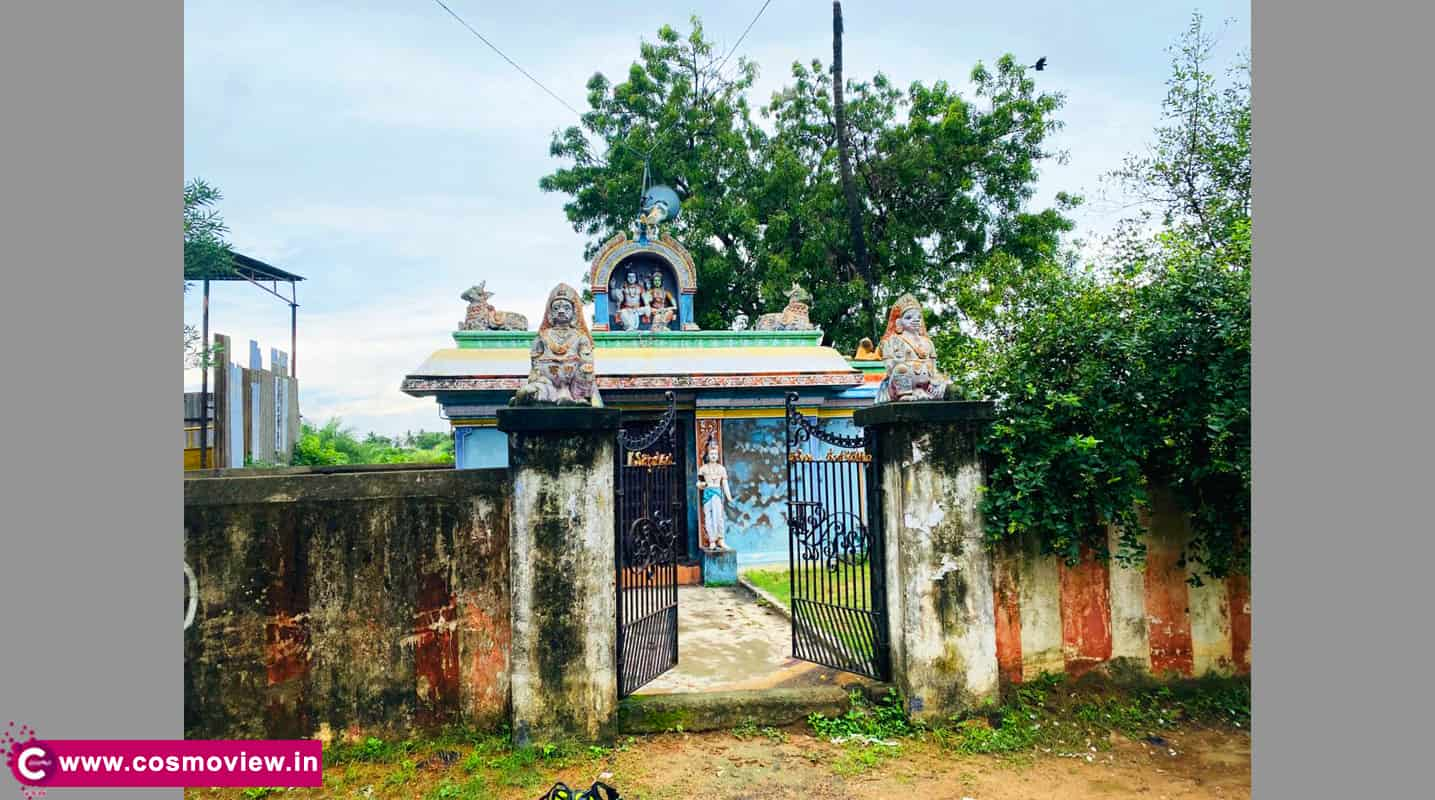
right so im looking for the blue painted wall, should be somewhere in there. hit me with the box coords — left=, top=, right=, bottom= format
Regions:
left=455, top=426, right=508, bottom=469
left=720, top=418, right=787, bottom=566
left=720, top=415, right=864, bottom=567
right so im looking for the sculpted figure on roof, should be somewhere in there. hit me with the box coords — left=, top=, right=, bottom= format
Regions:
left=875, top=294, right=955, bottom=403
left=512, top=283, right=602, bottom=406
left=459, top=282, right=528, bottom=331
left=754, top=283, right=817, bottom=331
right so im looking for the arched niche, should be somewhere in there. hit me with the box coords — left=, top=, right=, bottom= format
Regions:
left=588, top=232, right=698, bottom=331
left=606, top=256, right=682, bottom=332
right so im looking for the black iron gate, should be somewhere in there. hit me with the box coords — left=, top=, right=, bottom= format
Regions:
left=783, top=392, right=891, bottom=681
left=616, top=392, right=683, bottom=697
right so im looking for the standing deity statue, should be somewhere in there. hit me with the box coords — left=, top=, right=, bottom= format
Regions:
left=611, top=269, right=649, bottom=331
left=645, top=272, right=678, bottom=332
left=512, top=283, right=602, bottom=406
left=696, top=437, right=734, bottom=549
left=876, top=294, right=954, bottom=402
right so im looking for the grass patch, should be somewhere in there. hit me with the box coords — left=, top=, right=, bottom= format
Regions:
left=425, top=775, right=489, bottom=800
left=808, top=688, right=919, bottom=742
left=806, top=675, right=1250, bottom=763
left=744, top=563, right=875, bottom=611
left=938, top=673, right=1252, bottom=756
left=831, top=741, right=902, bottom=776
left=742, top=567, right=793, bottom=607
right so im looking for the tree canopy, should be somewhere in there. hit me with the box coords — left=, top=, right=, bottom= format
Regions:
left=183, top=177, right=233, bottom=367
left=540, top=17, right=1074, bottom=349
left=972, top=13, right=1250, bottom=582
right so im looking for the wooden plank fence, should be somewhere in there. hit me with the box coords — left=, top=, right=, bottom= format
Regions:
left=190, top=333, right=300, bottom=468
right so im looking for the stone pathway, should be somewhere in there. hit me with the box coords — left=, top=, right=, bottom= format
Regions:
left=635, top=585, right=874, bottom=695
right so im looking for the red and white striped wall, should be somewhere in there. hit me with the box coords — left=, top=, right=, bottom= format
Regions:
left=991, top=487, right=1251, bottom=683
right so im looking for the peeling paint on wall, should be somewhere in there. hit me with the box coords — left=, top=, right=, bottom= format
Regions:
left=1058, top=547, right=1113, bottom=678
left=184, top=468, right=513, bottom=739
left=990, top=493, right=1246, bottom=685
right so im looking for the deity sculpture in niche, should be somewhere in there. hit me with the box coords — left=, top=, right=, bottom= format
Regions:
left=755, top=283, right=817, bottom=331
left=646, top=271, right=677, bottom=332
left=695, top=436, right=733, bottom=549
left=458, top=282, right=528, bottom=331
left=511, top=283, right=602, bottom=406
left=612, top=269, right=649, bottom=331
left=875, top=293, right=955, bottom=403
left=609, top=261, right=681, bottom=331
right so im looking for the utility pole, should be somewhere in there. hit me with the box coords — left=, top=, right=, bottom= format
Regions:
left=832, top=1, right=875, bottom=338
left=199, top=275, right=210, bottom=468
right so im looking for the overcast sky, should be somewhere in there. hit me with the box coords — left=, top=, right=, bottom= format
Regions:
left=183, top=0, right=1249, bottom=437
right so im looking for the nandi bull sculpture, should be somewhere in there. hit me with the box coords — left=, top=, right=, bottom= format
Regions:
left=459, top=282, right=528, bottom=331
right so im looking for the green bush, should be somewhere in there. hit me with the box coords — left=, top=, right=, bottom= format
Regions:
left=290, top=418, right=455, bottom=467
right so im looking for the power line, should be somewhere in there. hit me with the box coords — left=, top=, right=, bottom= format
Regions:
left=428, top=0, right=584, bottom=117
left=715, top=0, right=776, bottom=76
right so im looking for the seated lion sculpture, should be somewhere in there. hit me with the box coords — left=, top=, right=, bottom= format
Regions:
left=459, top=282, right=528, bottom=331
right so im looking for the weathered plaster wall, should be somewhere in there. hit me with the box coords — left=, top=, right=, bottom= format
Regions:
left=990, top=485, right=1251, bottom=685
left=721, top=414, right=864, bottom=567
left=183, top=467, right=512, bottom=740
left=720, top=417, right=788, bottom=564
left=505, top=427, right=618, bottom=744
left=876, top=418, right=1000, bottom=722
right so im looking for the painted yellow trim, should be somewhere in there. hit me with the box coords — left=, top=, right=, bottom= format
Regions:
left=450, top=418, right=498, bottom=428
left=612, top=403, right=697, bottom=412
left=695, top=407, right=855, bottom=420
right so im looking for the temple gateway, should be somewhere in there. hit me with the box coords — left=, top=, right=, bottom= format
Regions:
left=402, top=217, right=885, bottom=569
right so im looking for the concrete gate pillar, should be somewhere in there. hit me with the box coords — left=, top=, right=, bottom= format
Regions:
left=496, top=406, right=622, bottom=744
left=853, top=400, right=999, bottom=723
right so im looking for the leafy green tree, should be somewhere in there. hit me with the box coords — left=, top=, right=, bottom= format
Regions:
left=761, top=55, right=1075, bottom=348
left=541, top=19, right=1074, bottom=349
left=183, top=178, right=233, bottom=367
left=291, top=418, right=455, bottom=467
left=973, top=13, right=1250, bottom=583
left=540, top=17, right=765, bottom=330
left=1104, top=12, right=1250, bottom=269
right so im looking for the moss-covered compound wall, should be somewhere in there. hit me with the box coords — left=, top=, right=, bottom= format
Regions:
left=184, top=466, right=511, bottom=740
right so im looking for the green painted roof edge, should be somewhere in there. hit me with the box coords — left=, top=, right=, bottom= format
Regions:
left=451, top=329, right=826, bottom=350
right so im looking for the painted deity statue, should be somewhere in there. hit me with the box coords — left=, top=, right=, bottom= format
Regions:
left=612, top=270, right=649, bottom=331
left=512, top=283, right=602, bottom=406
left=645, top=272, right=678, bottom=332
left=876, top=294, right=953, bottom=403
left=695, top=438, right=733, bottom=549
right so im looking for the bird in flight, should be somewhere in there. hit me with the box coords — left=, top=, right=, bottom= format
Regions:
left=1034, top=56, right=1047, bottom=71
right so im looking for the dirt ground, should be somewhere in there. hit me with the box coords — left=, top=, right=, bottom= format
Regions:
left=556, top=727, right=1250, bottom=800
left=186, top=723, right=1249, bottom=800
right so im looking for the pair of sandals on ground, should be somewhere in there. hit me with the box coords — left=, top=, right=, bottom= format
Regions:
left=539, top=780, right=621, bottom=800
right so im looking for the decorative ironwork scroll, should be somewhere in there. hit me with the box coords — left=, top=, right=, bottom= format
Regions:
left=783, top=393, right=891, bottom=681
left=615, top=391, right=683, bottom=696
